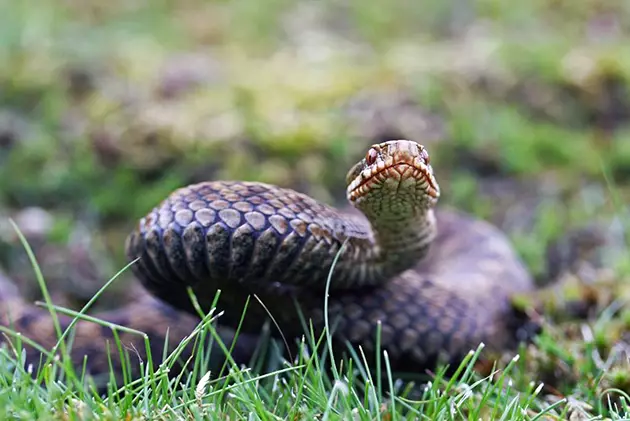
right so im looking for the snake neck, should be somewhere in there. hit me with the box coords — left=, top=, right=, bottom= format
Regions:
left=339, top=208, right=437, bottom=287
left=371, top=207, right=437, bottom=270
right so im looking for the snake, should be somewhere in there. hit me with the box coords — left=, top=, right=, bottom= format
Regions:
left=0, top=139, right=540, bottom=385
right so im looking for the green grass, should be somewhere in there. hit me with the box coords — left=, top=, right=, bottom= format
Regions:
left=0, top=339, right=562, bottom=420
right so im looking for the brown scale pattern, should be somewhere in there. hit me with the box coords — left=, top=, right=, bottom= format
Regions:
left=125, top=181, right=386, bottom=328
left=0, top=271, right=260, bottom=387
left=123, top=181, right=538, bottom=372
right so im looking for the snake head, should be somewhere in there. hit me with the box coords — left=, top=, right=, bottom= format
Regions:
left=346, top=140, right=439, bottom=214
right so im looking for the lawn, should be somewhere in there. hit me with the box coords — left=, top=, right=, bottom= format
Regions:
left=1, top=0, right=630, bottom=419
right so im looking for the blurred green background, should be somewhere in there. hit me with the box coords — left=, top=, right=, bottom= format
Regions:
left=0, top=0, right=628, bottom=308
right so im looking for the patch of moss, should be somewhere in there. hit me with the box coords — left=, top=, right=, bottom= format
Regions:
left=445, top=100, right=598, bottom=175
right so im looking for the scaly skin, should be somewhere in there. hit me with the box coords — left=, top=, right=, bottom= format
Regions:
left=1, top=140, right=539, bottom=384
left=0, top=269, right=259, bottom=384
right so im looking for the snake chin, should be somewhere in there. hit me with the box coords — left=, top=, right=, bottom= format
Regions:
left=346, top=140, right=439, bottom=214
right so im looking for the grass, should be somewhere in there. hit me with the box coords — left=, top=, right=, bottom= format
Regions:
left=0, top=340, right=550, bottom=420
left=0, top=280, right=568, bottom=419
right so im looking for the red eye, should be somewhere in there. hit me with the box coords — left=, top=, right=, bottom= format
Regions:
left=420, top=147, right=430, bottom=164
left=366, top=148, right=378, bottom=165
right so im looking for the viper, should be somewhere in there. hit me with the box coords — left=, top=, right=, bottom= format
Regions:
left=0, top=140, right=539, bottom=384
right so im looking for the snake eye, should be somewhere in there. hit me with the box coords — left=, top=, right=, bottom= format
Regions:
left=420, top=147, right=430, bottom=164
left=365, top=148, right=378, bottom=165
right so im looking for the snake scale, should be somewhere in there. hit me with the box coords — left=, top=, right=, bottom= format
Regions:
left=0, top=140, right=540, bottom=384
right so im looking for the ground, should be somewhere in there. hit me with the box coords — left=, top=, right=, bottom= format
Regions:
left=1, top=0, right=630, bottom=419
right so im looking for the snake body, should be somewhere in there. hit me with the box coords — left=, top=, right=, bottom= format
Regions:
left=1, top=140, right=538, bottom=383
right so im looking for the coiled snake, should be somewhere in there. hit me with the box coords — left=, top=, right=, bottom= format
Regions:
left=0, top=140, right=539, bottom=383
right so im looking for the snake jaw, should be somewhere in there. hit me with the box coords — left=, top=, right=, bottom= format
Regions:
left=346, top=140, right=440, bottom=207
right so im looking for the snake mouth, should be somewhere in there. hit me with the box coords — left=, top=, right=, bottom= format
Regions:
left=347, top=159, right=439, bottom=203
